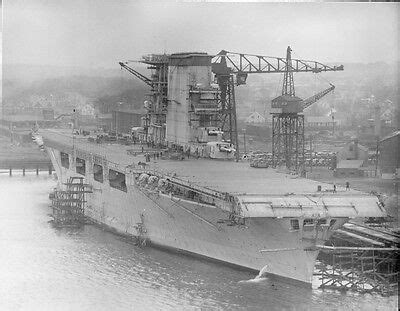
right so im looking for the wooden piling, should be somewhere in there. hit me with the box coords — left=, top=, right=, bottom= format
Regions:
left=36, top=166, right=39, bottom=175
left=23, top=168, right=25, bottom=176
left=9, top=168, right=12, bottom=176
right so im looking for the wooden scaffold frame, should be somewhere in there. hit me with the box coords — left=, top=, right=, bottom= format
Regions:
left=51, top=176, right=92, bottom=226
left=315, top=246, right=399, bottom=296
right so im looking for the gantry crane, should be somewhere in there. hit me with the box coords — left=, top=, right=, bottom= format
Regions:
left=211, top=46, right=342, bottom=166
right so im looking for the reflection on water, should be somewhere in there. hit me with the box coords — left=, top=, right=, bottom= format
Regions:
left=0, top=175, right=397, bottom=310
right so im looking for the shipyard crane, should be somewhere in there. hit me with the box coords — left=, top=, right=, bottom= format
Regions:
left=119, top=48, right=342, bottom=163
left=302, top=84, right=335, bottom=110
left=119, top=58, right=169, bottom=144
left=211, top=46, right=343, bottom=166
left=119, top=62, right=153, bottom=87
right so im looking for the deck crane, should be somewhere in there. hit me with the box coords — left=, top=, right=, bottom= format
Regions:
left=211, top=46, right=343, bottom=166
left=119, top=62, right=153, bottom=87
left=119, top=58, right=169, bottom=144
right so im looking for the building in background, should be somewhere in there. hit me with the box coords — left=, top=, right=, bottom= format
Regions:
left=305, top=116, right=341, bottom=130
left=96, top=113, right=112, bottom=132
left=334, top=140, right=370, bottom=178
left=334, top=160, right=365, bottom=178
left=379, top=130, right=400, bottom=179
left=244, top=112, right=270, bottom=139
left=112, top=107, right=146, bottom=134
left=245, top=111, right=266, bottom=124
left=337, top=140, right=369, bottom=163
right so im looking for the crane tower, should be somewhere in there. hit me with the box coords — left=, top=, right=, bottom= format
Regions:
left=271, top=46, right=305, bottom=171
left=270, top=47, right=337, bottom=171
left=120, top=47, right=342, bottom=164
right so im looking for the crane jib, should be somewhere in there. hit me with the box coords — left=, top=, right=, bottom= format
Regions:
left=211, top=51, right=344, bottom=75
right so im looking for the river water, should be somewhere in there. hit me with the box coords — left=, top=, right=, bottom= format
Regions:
left=0, top=175, right=397, bottom=310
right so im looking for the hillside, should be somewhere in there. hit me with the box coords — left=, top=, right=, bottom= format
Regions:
left=2, top=62, right=399, bottom=126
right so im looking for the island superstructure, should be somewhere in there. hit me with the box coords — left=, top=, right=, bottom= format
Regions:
left=40, top=49, right=386, bottom=285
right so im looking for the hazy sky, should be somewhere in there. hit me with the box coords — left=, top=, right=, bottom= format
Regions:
left=2, top=0, right=399, bottom=68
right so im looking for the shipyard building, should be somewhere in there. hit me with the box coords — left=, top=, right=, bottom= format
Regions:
left=379, top=130, right=400, bottom=179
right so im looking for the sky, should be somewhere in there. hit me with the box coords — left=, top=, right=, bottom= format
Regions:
left=2, top=0, right=399, bottom=69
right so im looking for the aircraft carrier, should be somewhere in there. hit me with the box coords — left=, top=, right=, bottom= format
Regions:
left=39, top=50, right=386, bottom=286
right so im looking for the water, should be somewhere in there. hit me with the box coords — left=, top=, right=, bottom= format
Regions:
left=0, top=175, right=397, bottom=310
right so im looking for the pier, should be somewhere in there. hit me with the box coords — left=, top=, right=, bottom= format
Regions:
left=0, top=135, right=53, bottom=176
left=0, top=159, right=54, bottom=176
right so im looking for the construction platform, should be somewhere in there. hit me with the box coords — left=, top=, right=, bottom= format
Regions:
left=315, top=221, right=399, bottom=295
left=335, top=222, right=399, bottom=248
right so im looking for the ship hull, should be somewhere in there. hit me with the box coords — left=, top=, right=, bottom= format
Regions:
left=44, top=146, right=341, bottom=286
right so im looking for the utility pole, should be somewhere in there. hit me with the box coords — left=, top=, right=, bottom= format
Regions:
left=242, top=128, right=247, bottom=155
left=375, top=136, right=379, bottom=177
left=309, top=134, right=313, bottom=173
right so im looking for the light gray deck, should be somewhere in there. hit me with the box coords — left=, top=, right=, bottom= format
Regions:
left=41, top=129, right=360, bottom=196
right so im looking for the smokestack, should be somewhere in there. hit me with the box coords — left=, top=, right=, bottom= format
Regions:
left=354, top=138, right=359, bottom=159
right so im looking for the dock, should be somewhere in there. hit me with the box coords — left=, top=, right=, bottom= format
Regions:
left=0, top=158, right=54, bottom=176
left=0, top=134, right=53, bottom=175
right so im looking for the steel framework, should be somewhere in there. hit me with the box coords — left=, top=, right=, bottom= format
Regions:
left=212, top=50, right=344, bottom=76
left=215, top=74, right=239, bottom=161
left=271, top=47, right=305, bottom=171
left=272, top=114, right=305, bottom=170
left=120, top=57, right=169, bottom=144
left=212, top=47, right=343, bottom=166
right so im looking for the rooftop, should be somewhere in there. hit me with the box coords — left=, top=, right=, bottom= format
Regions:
left=337, top=160, right=364, bottom=169
left=306, top=116, right=335, bottom=123
left=271, top=95, right=303, bottom=103
left=380, top=130, right=400, bottom=143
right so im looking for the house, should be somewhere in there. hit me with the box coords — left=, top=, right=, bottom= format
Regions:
left=334, top=160, right=365, bottom=178
left=337, top=140, right=369, bottom=163
left=245, top=112, right=265, bottom=124
left=305, top=116, right=341, bottom=129
left=80, top=104, right=95, bottom=116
